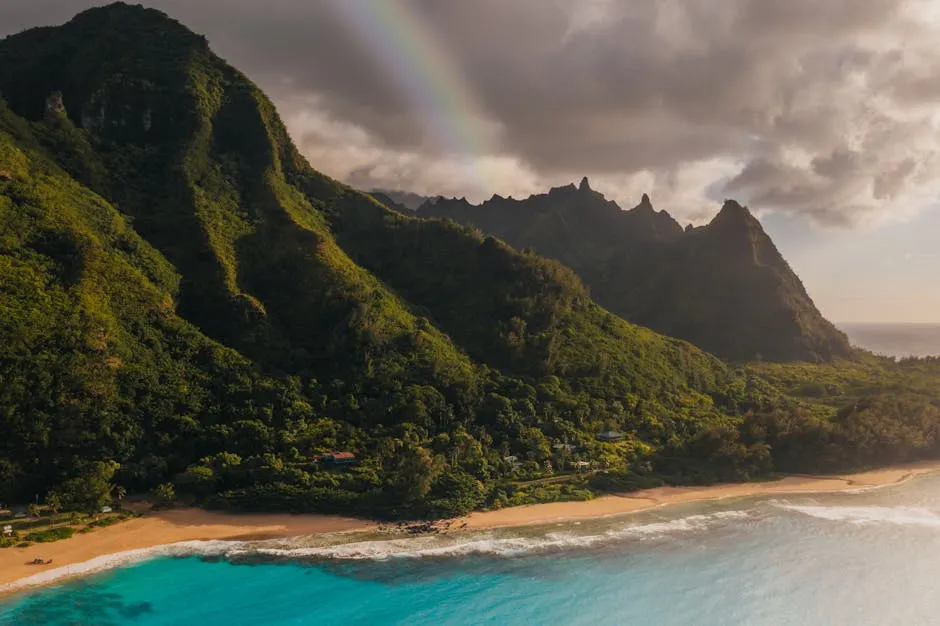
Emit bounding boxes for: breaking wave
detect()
[0,540,247,594]
[240,510,752,561]
[778,504,940,528]
[1,510,753,592]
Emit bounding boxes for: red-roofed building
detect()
[313,451,357,465]
[331,451,356,464]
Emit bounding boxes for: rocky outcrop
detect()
[44,91,66,118]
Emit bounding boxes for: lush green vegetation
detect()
[741,355,940,473]
[0,4,938,522]
[0,508,135,548]
[25,526,76,543]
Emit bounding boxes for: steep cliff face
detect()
[420,188,851,363]
[611,200,851,362]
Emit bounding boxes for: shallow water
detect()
[5,474,940,625]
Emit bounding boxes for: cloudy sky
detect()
[3,0,939,323]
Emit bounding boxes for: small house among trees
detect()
[596,431,625,443]
[314,451,357,465]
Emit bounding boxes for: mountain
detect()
[1,4,936,521]
[0,3,766,516]
[418,179,852,362]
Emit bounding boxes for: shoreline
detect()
[0,510,375,595]
[3,459,939,597]
[462,460,940,529]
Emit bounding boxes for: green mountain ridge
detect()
[418,180,852,362]
[0,3,938,520]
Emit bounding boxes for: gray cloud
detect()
[3,0,940,225]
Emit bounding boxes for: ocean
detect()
[5,473,940,625]
[841,322,940,359]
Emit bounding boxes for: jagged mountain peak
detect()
[711,199,757,225]
[703,200,785,269]
[633,193,655,212]
[548,182,578,196]
[420,181,851,362]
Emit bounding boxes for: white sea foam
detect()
[245,510,753,561]
[0,509,753,593]
[778,504,940,528]
[0,540,247,594]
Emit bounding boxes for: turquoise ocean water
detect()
[5,472,940,625]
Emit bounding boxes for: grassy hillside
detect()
[0,3,938,520]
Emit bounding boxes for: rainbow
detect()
[326,0,491,195]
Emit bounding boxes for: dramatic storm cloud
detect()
[4,0,940,225]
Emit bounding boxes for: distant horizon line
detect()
[839,321,940,326]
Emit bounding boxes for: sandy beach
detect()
[0,509,374,593]
[3,459,939,595]
[464,460,940,528]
